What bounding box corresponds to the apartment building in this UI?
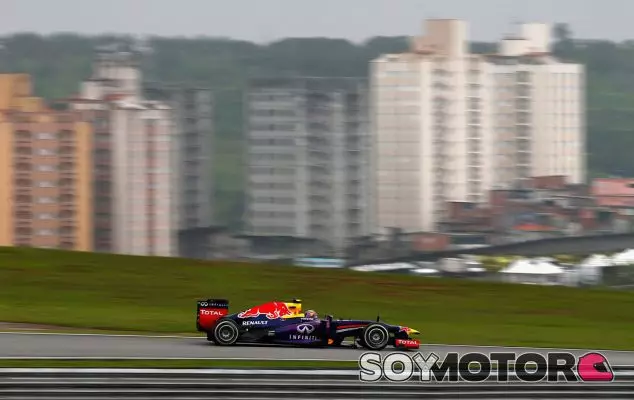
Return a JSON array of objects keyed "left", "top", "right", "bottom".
[
  {"left": 66, "top": 47, "right": 177, "bottom": 256},
  {"left": 244, "top": 77, "right": 372, "bottom": 254},
  {"left": 0, "top": 73, "right": 92, "bottom": 250},
  {"left": 371, "top": 19, "right": 585, "bottom": 233},
  {"left": 144, "top": 83, "right": 214, "bottom": 258}
]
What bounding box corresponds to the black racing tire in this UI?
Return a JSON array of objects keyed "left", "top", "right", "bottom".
[
  {"left": 361, "top": 324, "right": 389, "bottom": 350},
  {"left": 212, "top": 319, "right": 240, "bottom": 346}
]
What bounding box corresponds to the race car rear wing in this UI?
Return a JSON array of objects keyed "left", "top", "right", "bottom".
[{"left": 196, "top": 299, "right": 229, "bottom": 331}]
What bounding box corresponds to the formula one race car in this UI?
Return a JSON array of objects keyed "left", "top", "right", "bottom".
[{"left": 196, "top": 298, "right": 420, "bottom": 350}]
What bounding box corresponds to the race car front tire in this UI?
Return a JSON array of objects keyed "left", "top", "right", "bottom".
[
  {"left": 360, "top": 324, "right": 389, "bottom": 350},
  {"left": 212, "top": 319, "right": 240, "bottom": 346}
]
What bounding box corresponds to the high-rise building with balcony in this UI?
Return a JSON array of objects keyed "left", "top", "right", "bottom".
[
  {"left": 66, "top": 46, "right": 177, "bottom": 256},
  {"left": 0, "top": 73, "right": 93, "bottom": 250},
  {"left": 371, "top": 19, "right": 585, "bottom": 233},
  {"left": 144, "top": 83, "right": 214, "bottom": 259},
  {"left": 244, "top": 77, "right": 372, "bottom": 254}
]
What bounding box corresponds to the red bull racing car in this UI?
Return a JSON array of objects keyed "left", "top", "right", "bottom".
[{"left": 196, "top": 298, "right": 420, "bottom": 350}]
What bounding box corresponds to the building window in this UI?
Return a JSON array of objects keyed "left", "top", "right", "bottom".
[
  {"left": 59, "top": 146, "right": 74, "bottom": 155},
  {"left": 468, "top": 140, "right": 480, "bottom": 153},
  {"left": 60, "top": 226, "right": 74, "bottom": 235},
  {"left": 37, "top": 181, "right": 56, "bottom": 188},
  {"left": 59, "top": 178, "right": 74, "bottom": 187},
  {"left": 59, "top": 130, "right": 74, "bottom": 140},
  {"left": 60, "top": 210, "right": 74, "bottom": 219},
  {"left": 517, "top": 71, "right": 530, "bottom": 83},
  {"left": 37, "top": 197, "right": 56, "bottom": 204},
  {"left": 36, "top": 229, "right": 54, "bottom": 236},
  {"left": 15, "top": 211, "right": 32, "bottom": 219},
  {"left": 36, "top": 148, "right": 56, "bottom": 156},
  {"left": 16, "top": 130, "right": 31, "bottom": 139},
  {"left": 15, "top": 162, "right": 30, "bottom": 171},
  {"left": 37, "top": 213, "right": 55, "bottom": 220},
  {"left": 95, "top": 118, "right": 107, "bottom": 129},
  {"left": 36, "top": 164, "right": 56, "bottom": 172},
  {"left": 36, "top": 132, "right": 55, "bottom": 140},
  {"left": 469, "top": 167, "right": 480, "bottom": 180},
  {"left": 59, "top": 162, "right": 74, "bottom": 171},
  {"left": 15, "top": 227, "right": 31, "bottom": 236}
]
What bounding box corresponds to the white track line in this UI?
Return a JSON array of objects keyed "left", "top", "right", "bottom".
[
  {"left": 0, "top": 358, "right": 313, "bottom": 361},
  {"left": 0, "top": 368, "right": 359, "bottom": 374}
]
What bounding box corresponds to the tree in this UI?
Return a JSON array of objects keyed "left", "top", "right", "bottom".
[{"left": 1, "top": 30, "right": 634, "bottom": 226}]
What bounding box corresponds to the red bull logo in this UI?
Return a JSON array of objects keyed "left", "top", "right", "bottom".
[{"left": 237, "top": 301, "right": 292, "bottom": 319}]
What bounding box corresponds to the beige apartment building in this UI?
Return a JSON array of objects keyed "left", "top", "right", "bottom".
[
  {"left": 371, "top": 19, "right": 585, "bottom": 233},
  {"left": 0, "top": 74, "right": 93, "bottom": 250}
]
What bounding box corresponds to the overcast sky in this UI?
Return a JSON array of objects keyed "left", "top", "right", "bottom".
[{"left": 1, "top": 0, "right": 630, "bottom": 43}]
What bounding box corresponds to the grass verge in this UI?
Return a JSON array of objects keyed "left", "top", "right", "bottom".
[
  {"left": 1, "top": 246, "right": 634, "bottom": 350},
  {"left": 0, "top": 359, "right": 357, "bottom": 369}
]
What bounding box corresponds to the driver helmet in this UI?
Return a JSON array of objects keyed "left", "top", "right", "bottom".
[{"left": 304, "top": 310, "right": 318, "bottom": 319}]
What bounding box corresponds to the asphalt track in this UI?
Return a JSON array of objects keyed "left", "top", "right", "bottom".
[{"left": 1, "top": 332, "right": 634, "bottom": 364}]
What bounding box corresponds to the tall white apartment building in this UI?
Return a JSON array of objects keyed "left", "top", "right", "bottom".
[
  {"left": 68, "top": 46, "right": 178, "bottom": 256},
  {"left": 371, "top": 19, "right": 585, "bottom": 233}
]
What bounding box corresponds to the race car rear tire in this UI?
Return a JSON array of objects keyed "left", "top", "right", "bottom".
[
  {"left": 361, "top": 324, "right": 389, "bottom": 350},
  {"left": 212, "top": 319, "right": 240, "bottom": 346}
]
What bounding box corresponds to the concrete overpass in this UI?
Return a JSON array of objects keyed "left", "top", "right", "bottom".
[{"left": 347, "top": 232, "right": 634, "bottom": 266}]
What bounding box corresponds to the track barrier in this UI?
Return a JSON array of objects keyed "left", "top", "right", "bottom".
[{"left": 1, "top": 367, "right": 634, "bottom": 399}]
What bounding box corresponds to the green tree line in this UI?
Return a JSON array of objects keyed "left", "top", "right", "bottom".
[{"left": 0, "top": 23, "right": 631, "bottom": 228}]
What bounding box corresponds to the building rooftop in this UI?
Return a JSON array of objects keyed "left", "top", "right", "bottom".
[{"left": 592, "top": 178, "right": 634, "bottom": 197}]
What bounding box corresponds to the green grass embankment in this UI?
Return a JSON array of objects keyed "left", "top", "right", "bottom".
[{"left": 1, "top": 246, "right": 634, "bottom": 350}]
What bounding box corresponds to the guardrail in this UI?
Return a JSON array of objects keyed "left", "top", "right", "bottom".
[{"left": 1, "top": 367, "right": 633, "bottom": 399}]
